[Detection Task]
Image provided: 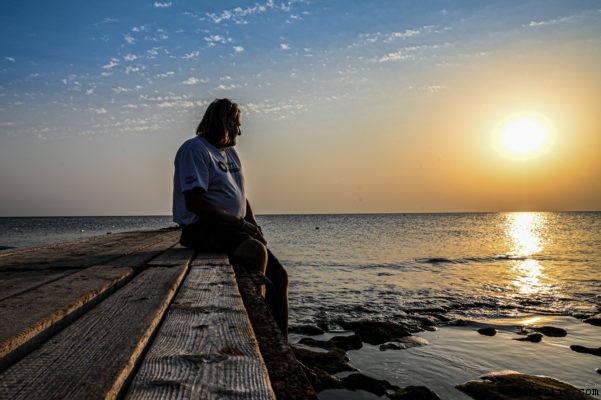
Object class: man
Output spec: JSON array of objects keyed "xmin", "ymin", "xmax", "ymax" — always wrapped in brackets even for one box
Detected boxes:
[{"xmin": 172, "ymin": 98, "xmax": 288, "ymax": 338}]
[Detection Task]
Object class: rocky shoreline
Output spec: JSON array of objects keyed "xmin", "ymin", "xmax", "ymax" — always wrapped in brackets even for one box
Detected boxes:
[{"xmin": 290, "ymin": 313, "xmax": 601, "ymax": 399}]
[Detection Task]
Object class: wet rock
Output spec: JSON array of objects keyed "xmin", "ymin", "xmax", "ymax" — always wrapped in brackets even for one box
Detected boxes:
[
  {"xmin": 379, "ymin": 336, "xmax": 428, "ymax": 351},
  {"xmin": 477, "ymin": 327, "xmax": 497, "ymax": 336},
  {"xmin": 337, "ymin": 320, "xmax": 412, "ymax": 345},
  {"xmin": 289, "ymin": 325, "xmax": 325, "ymax": 336},
  {"xmin": 299, "ymin": 365, "xmax": 341, "ymax": 392},
  {"xmin": 340, "ymin": 373, "xmax": 400, "ymax": 396},
  {"xmin": 298, "ymin": 335, "xmax": 363, "ymax": 351},
  {"xmin": 513, "ymin": 333, "xmax": 543, "ymax": 343},
  {"xmin": 584, "ymin": 314, "xmax": 601, "ymax": 326},
  {"xmin": 530, "ymin": 326, "xmax": 567, "ymax": 337},
  {"xmin": 291, "ymin": 346, "xmax": 356, "ymax": 374},
  {"xmin": 457, "ymin": 370, "xmax": 597, "ymax": 399},
  {"xmin": 570, "ymin": 345, "xmax": 601, "ymax": 357},
  {"xmin": 389, "ymin": 385, "xmax": 441, "ymax": 400}
]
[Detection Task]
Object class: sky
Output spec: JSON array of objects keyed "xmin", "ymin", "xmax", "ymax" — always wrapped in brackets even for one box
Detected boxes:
[{"xmin": 1, "ymin": 0, "xmax": 600, "ymax": 216}]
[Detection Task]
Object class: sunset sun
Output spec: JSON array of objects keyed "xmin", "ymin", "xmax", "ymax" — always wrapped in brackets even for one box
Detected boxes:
[
  {"xmin": 501, "ymin": 118, "xmax": 547, "ymax": 154},
  {"xmin": 494, "ymin": 114, "xmax": 554, "ymax": 159}
]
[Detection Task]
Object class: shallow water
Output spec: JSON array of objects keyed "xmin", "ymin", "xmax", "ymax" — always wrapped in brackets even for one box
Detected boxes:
[{"xmin": 311, "ymin": 315, "xmax": 601, "ymax": 399}]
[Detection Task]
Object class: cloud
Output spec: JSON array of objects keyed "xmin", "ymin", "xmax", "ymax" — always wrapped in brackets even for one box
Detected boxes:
[
  {"xmin": 233, "ymin": 46, "xmax": 244, "ymax": 53},
  {"xmin": 85, "ymin": 87, "xmax": 95, "ymax": 95},
  {"xmin": 182, "ymin": 77, "xmax": 206, "ymax": 85},
  {"xmin": 379, "ymin": 51, "xmax": 412, "ymax": 63},
  {"xmin": 155, "ymin": 71, "xmax": 175, "ymax": 79},
  {"xmin": 182, "ymin": 51, "xmax": 200, "ymax": 59},
  {"xmin": 123, "ymin": 34, "xmax": 135, "ymax": 44},
  {"xmin": 112, "ymin": 86, "xmax": 133, "ymax": 94},
  {"xmin": 93, "ymin": 108, "xmax": 108, "ymax": 114},
  {"xmin": 123, "ymin": 54, "xmax": 138, "ymax": 62},
  {"xmin": 102, "ymin": 58, "xmax": 120, "ymax": 70},
  {"xmin": 280, "ymin": 43, "xmax": 290, "ymax": 50},
  {"xmin": 5, "ymin": 57, "xmax": 15, "ymax": 62},
  {"xmin": 204, "ymin": 35, "xmax": 231, "ymax": 46},
  {"xmin": 153, "ymin": 2, "xmax": 172, "ymax": 8},
  {"xmin": 205, "ymin": 0, "xmax": 299, "ymax": 24}
]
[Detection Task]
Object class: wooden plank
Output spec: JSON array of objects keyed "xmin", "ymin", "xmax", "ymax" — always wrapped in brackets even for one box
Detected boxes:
[
  {"xmin": 125, "ymin": 264, "xmax": 276, "ymax": 400},
  {"xmin": 0, "ymin": 232, "xmax": 179, "ymax": 371},
  {"xmin": 0, "ymin": 230, "xmax": 178, "ymax": 272},
  {"xmin": 0, "ymin": 230, "xmax": 179, "ymax": 300},
  {"xmin": 0, "ymin": 265, "xmax": 188, "ymax": 400},
  {"xmin": 147, "ymin": 244, "xmax": 196, "ymax": 266},
  {"xmin": 192, "ymin": 252, "xmax": 230, "ymax": 266},
  {"xmin": 233, "ymin": 264, "xmax": 319, "ymax": 400}
]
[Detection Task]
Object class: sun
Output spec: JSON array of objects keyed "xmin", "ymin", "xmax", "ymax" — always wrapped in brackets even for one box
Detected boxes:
[
  {"xmin": 501, "ymin": 118, "xmax": 547, "ymax": 154},
  {"xmin": 493, "ymin": 113, "xmax": 554, "ymax": 159}
]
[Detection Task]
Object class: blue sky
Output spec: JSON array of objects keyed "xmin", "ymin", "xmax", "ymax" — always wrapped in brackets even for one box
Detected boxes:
[{"xmin": 1, "ymin": 1, "xmax": 600, "ymax": 215}]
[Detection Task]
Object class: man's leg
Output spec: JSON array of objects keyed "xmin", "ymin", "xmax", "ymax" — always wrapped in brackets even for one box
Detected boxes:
[
  {"xmin": 231, "ymin": 238, "xmax": 268, "ymax": 274},
  {"xmin": 265, "ymin": 249, "xmax": 289, "ymax": 339}
]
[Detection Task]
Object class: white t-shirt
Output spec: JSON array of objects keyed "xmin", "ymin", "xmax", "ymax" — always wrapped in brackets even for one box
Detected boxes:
[{"xmin": 172, "ymin": 136, "xmax": 246, "ymax": 225}]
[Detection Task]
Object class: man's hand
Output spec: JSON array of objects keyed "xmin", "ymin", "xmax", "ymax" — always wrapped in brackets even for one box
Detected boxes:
[{"xmin": 241, "ymin": 220, "xmax": 267, "ymax": 245}]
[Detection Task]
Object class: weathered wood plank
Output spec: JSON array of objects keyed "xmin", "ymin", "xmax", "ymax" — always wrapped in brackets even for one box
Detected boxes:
[
  {"xmin": 0, "ymin": 232, "xmax": 179, "ymax": 371},
  {"xmin": 0, "ymin": 265, "xmax": 188, "ymax": 399},
  {"xmin": 0, "ymin": 229, "xmax": 178, "ymax": 272},
  {"xmin": 0, "ymin": 230, "xmax": 179, "ymax": 300},
  {"xmin": 125, "ymin": 264, "xmax": 276, "ymax": 400},
  {"xmin": 147, "ymin": 244, "xmax": 195, "ymax": 266},
  {"xmin": 192, "ymin": 252, "xmax": 230, "ymax": 266},
  {"xmin": 233, "ymin": 264, "xmax": 319, "ymax": 400}
]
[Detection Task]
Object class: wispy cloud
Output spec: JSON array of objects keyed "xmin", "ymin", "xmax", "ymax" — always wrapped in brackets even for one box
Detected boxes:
[
  {"xmin": 233, "ymin": 46, "xmax": 245, "ymax": 53},
  {"xmin": 204, "ymin": 35, "xmax": 231, "ymax": 46},
  {"xmin": 102, "ymin": 58, "xmax": 120, "ymax": 70},
  {"xmin": 182, "ymin": 51, "xmax": 200, "ymax": 59},
  {"xmin": 5, "ymin": 57, "xmax": 16, "ymax": 62},
  {"xmin": 123, "ymin": 54, "xmax": 138, "ymax": 62},
  {"xmin": 153, "ymin": 2, "xmax": 172, "ymax": 8},
  {"xmin": 205, "ymin": 0, "xmax": 301, "ymax": 25},
  {"xmin": 123, "ymin": 34, "xmax": 135, "ymax": 44},
  {"xmin": 182, "ymin": 77, "xmax": 208, "ymax": 85}
]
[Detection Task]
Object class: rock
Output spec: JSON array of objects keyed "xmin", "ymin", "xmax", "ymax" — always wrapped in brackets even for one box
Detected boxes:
[
  {"xmin": 289, "ymin": 324, "xmax": 325, "ymax": 336},
  {"xmin": 298, "ymin": 335, "xmax": 363, "ymax": 351},
  {"xmin": 389, "ymin": 385, "xmax": 441, "ymax": 400},
  {"xmin": 530, "ymin": 326, "xmax": 567, "ymax": 337},
  {"xmin": 596, "ymin": 368, "xmax": 601, "ymax": 375},
  {"xmin": 337, "ymin": 320, "xmax": 412, "ymax": 345},
  {"xmin": 457, "ymin": 370, "xmax": 597, "ymax": 400},
  {"xmin": 513, "ymin": 333, "xmax": 542, "ymax": 343},
  {"xmin": 584, "ymin": 314, "xmax": 601, "ymax": 326},
  {"xmin": 570, "ymin": 345, "xmax": 601, "ymax": 357},
  {"xmin": 340, "ymin": 373, "xmax": 400, "ymax": 396},
  {"xmin": 477, "ymin": 327, "xmax": 497, "ymax": 336},
  {"xmin": 379, "ymin": 336, "xmax": 428, "ymax": 351},
  {"xmin": 291, "ymin": 346, "xmax": 356, "ymax": 374},
  {"xmin": 299, "ymin": 365, "xmax": 341, "ymax": 392}
]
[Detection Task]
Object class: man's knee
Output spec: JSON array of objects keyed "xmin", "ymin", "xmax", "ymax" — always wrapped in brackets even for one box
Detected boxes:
[{"xmin": 232, "ymin": 239, "xmax": 267, "ymax": 269}]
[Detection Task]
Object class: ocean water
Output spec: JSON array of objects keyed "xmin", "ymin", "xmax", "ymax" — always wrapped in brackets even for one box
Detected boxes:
[{"xmin": 1, "ymin": 212, "xmax": 600, "ymax": 398}]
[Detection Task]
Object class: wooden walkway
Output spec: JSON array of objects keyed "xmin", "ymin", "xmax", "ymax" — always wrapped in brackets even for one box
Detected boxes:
[{"xmin": 0, "ymin": 228, "xmax": 317, "ymax": 400}]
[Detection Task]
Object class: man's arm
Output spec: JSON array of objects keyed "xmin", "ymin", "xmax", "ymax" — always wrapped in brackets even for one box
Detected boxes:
[
  {"xmin": 245, "ymin": 200, "xmax": 267, "ymax": 244},
  {"xmin": 183, "ymin": 187, "xmax": 240, "ymax": 226}
]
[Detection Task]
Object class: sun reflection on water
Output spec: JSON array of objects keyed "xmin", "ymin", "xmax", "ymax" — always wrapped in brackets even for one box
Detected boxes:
[{"xmin": 505, "ymin": 213, "xmax": 549, "ymax": 296}]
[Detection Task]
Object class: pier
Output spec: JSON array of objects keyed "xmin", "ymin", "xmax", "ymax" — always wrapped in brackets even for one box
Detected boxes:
[{"xmin": 0, "ymin": 228, "xmax": 317, "ymax": 399}]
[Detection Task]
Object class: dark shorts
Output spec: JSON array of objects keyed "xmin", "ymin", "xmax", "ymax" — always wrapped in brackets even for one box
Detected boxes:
[
  {"xmin": 179, "ymin": 221, "xmax": 285, "ymax": 273},
  {"xmin": 180, "ymin": 221, "xmax": 251, "ymax": 254}
]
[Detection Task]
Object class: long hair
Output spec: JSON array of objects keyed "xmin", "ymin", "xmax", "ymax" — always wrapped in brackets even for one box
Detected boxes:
[{"xmin": 196, "ymin": 98, "xmax": 240, "ymax": 145}]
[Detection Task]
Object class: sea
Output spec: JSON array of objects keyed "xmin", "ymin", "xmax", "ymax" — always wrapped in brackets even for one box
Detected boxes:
[{"xmin": 1, "ymin": 212, "xmax": 600, "ymax": 399}]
